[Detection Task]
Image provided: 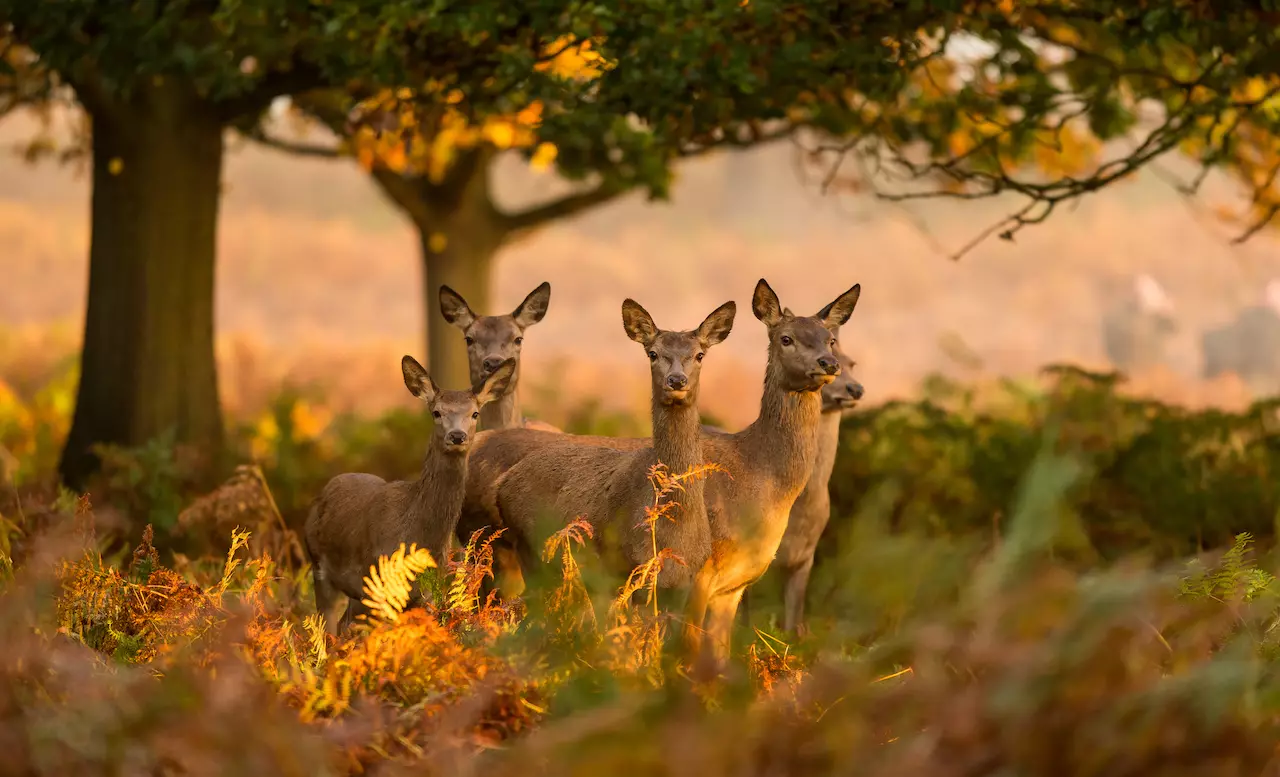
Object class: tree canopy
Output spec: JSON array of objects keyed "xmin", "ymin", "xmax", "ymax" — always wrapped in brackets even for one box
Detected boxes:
[{"xmin": 6, "ymin": 0, "xmax": 1280, "ymax": 482}]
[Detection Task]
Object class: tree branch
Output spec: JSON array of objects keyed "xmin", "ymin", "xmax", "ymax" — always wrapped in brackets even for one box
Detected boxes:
[
  {"xmin": 677, "ymin": 125, "xmax": 796, "ymax": 159},
  {"xmin": 243, "ymin": 125, "xmax": 344, "ymax": 159},
  {"xmin": 500, "ymin": 180, "xmax": 630, "ymax": 233},
  {"xmin": 369, "ymin": 167, "xmax": 433, "ymax": 225},
  {"xmin": 218, "ymin": 60, "xmax": 327, "ymax": 122}
]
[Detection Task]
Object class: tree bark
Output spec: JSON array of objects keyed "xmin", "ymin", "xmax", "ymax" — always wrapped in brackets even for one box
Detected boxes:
[
  {"xmin": 60, "ymin": 82, "xmax": 225, "ymax": 488},
  {"xmin": 419, "ymin": 221, "xmax": 503, "ymax": 391}
]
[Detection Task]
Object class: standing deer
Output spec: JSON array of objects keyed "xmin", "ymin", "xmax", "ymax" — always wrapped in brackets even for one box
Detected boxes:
[
  {"xmin": 462, "ymin": 279, "xmax": 861, "ymax": 665},
  {"xmin": 680, "ymin": 279, "xmax": 860, "ymax": 664},
  {"xmin": 1101, "ymin": 273, "xmax": 1178, "ymax": 375},
  {"xmin": 1202, "ymin": 279, "xmax": 1280, "ymax": 395},
  {"xmin": 769, "ymin": 334, "xmax": 862, "ymax": 635},
  {"xmin": 438, "ymin": 282, "xmax": 560, "ymax": 433},
  {"xmin": 494, "ymin": 299, "xmax": 737, "ymax": 588},
  {"xmin": 304, "ymin": 355, "xmax": 515, "ymax": 634}
]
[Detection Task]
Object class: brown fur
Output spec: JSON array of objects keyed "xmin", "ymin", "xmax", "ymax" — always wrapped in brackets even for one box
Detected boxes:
[
  {"xmin": 770, "ymin": 336, "xmax": 862, "ymax": 635},
  {"xmin": 438, "ymin": 281, "xmax": 561, "ymax": 433},
  {"xmin": 493, "ymin": 300, "xmax": 737, "ymax": 588},
  {"xmin": 303, "ymin": 355, "xmax": 514, "ymax": 634},
  {"xmin": 462, "ymin": 279, "xmax": 862, "ymax": 664}
]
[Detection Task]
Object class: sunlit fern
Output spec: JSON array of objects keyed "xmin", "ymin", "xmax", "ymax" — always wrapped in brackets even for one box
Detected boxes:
[
  {"xmin": 214, "ymin": 526, "xmax": 252, "ymax": 598},
  {"xmin": 360, "ymin": 543, "xmax": 436, "ymax": 623}
]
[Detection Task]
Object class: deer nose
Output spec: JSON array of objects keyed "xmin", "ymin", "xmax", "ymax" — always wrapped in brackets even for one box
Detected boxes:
[
  {"xmin": 446, "ymin": 430, "xmax": 467, "ymax": 446},
  {"xmin": 666, "ymin": 374, "xmax": 688, "ymax": 390},
  {"xmin": 817, "ymin": 356, "xmax": 839, "ymax": 375},
  {"xmin": 849, "ymin": 382, "xmax": 864, "ymax": 400},
  {"xmin": 481, "ymin": 357, "xmax": 504, "ymax": 374}
]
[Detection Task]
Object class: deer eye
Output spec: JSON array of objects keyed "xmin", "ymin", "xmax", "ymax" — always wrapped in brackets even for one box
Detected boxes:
[
  {"xmin": 647, "ymin": 350, "xmax": 658, "ymax": 361},
  {"xmin": 695, "ymin": 352, "xmax": 705, "ymax": 362},
  {"xmin": 432, "ymin": 410, "xmax": 441, "ymax": 419},
  {"xmin": 514, "ymin": 337, "xmax": 523, "ymax": 346},
  {"xmin": 472, "ymin": 411, "xmax": 479, "ymax": 419},
  {"xmin": 830, "ymin": 338, "xmax": 837, "ymax": 347},
  {"xmin": 464, "ymin": 337, "xmax": 474, "ymax": 346},
  {"xmin": 780, "ymin": 335, "xmax": 793, "ymax": 346}
]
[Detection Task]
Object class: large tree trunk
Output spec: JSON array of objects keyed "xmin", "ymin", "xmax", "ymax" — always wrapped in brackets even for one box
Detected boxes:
[
  {"xmin": 60, "ymin": 82, "xmax": 225, "ymax": 488},
  {"xmin": 419, "ymin": 221, "xmax": 503, "ymax": 391}
]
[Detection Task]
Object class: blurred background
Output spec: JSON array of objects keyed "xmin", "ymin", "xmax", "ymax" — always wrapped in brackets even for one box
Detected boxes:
[{"xmin": 4, "ymin": 104, "xmax": 1280, "ymax": 432}]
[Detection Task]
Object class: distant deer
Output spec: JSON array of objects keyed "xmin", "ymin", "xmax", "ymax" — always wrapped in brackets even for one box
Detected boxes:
[
  {"xmin": 438, "ymin": 282, "xmax": 560, "ymax": 433},
  {"xmin": 304, "ymin": 355, "xmax": 515, "ymax": 634},
  {"xmin": 494, "ymin": 299, "xmax": 737, "ymax": 589},
  {"xmin": 1101, "ymin": 273, "xmax": 1177, "ymax": 375},
  {"xmin": 1202, "ymin": 279, "xmax": 1280, "ymax": 395}
]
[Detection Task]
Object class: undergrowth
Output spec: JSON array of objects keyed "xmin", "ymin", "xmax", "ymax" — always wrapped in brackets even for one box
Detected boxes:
[{"xmin": 4, "ymin": 368, "xmax": 1280, "ymax": 773}]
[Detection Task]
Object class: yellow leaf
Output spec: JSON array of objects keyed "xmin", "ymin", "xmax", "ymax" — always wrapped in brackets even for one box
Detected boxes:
[
  {"xmin": 484, "ymin": 119, "xmax": 516, "ymax": 149},
  {"xmin": 530, "ymin": 142, "xmax": 558, "ymax": 172},
  {"xmin": 107, "ymin": 158, "xmax": 123, "ymax": 175},
  {"xmin": 428, "ymin": 232, "xmax": 448, "ymax": 253}
]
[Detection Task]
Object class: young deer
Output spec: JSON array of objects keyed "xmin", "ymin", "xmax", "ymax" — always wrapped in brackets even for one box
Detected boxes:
[
  {"xmin": 682, "ymin": 279, "xmax": 861, "ymax": 665},
  {"xmin": 304, "ymin": 355, "xmax": 515, "ymax": 634},
  {"xmin": 438, "ymin": 282, "xmax": 560, "ymax": 433},
  {"xmin": 764, "ymin": 333, "xmax": 862, "ymax": 636},
  {"xmin": 493, "ymin": 300, "xmax": 736, "ymax": 587}
]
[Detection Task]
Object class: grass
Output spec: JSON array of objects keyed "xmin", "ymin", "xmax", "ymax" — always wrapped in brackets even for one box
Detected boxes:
[{"xmin": 5, "ymin": 360, "xmax": 1280, "ymax": 773}]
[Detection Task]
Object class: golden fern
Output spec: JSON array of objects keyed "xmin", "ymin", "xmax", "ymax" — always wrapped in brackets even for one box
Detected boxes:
[
  {"xmin": 302, "ymin": 613, "xmax": 328, "ymax": 668},
  {"xmin": 214, "ymin": 526, "xmax": 252, "ymax": 598},
  {"xmin": 360, "ymin": 543, "xmax": 436, "ymax": 623}
]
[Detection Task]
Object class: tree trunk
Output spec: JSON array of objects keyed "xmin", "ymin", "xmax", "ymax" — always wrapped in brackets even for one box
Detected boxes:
[
  {"xmin": 418, "ymin": 220, "xmax": 503, "ymax": 392},
  {"xmin": 60, "ymin": 83, "xmax": 225, "ymax": 488}
]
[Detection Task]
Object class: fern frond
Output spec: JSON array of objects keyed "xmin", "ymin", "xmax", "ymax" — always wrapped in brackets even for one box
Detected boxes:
[
  {"xmin": 302, "ymin": 613, "xmax": 328, "ymax": 668},
  {"xmin": 360, "ymin": 544, "xmax": 436, "ymax": 623},
  {"xmin": 215, "ymin": 526, "xmax": 252, "ymax": 597}
]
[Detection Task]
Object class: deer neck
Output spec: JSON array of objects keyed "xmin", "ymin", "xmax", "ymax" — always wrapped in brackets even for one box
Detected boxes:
[
  {"xmin": 743, "ymin": 358, "xmax": 823, "ymax": 493},
  {"xmin": 651, "ymin": 389, "xmax": 704, "ymax": 479},
  {"xmin": 811, "ymin": 410, "xmax": 844, "ymax": 486},
  {"xmin": 408, "ymin": 445, "xmax": 469, "ymax": 563},
  {"xmin": 479, "ymin": 368, "xmax": 522, "ymax": 430}
]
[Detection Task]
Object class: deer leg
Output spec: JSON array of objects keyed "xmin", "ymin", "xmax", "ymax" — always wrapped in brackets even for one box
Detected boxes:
[
  {"xmin": 312, "ymin": 567, "xmax": 343, "ymax": 636},
  {"xmin": 782, "ymin": 556, "xmax": 814, "ymax": 637},
  {"xmin": 737, "ymin": 585, "xmax": 752, "ymax": 628},
  {"xmin": 682, "ymin": 561, "xmax": 717, "ymax": 662},
  {"xmin": 492, "ymin": 541, "xmax": 527, "ymax": 600},
  {"xmin": 705, "ymin": 588, "xmax": 747, "ymax": 667},
  {"xmin": 338, "ymin": 597, "xmax": 371, "ymax": 635}
]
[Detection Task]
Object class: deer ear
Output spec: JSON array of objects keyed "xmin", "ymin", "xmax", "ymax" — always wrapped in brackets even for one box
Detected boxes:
[
  {"xmin": 621, "ymin": 299, "xmax": 659, "ymax": 345},
  {"xmin": 512, "ymin": 282, "xmax": 551, "ymax": 329},
  {"xmin": 439, "ymin": 285, "xmax": 476, "ymax": 330},
  {"xmin": 473, "ymin": 358, "xmax": 516, "ymax": 406},
  {"xmin": 696, "ymin": 301, "xmax": 736, "ymax": 347},
  {"xmin": 752, "ymin": 279, "xmax": 784, "ymax": 327},
  {"xmin": 816, "ymin": 283, "xmax": 860, "ymax": 330},
  {"xmin": 402, "ymin": 355, "xmax": 439, "ymax": 404}
]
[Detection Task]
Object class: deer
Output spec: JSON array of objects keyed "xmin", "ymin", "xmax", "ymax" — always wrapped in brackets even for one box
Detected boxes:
[
  {"xmin": 303, "ymin": 355, "xmax": 515, "ymax": 635},
  {"xmin": 438, "ymin": 281, "xmax": 561, "ymax": 433},
  {"xmin": 464, "ymin": 280, "xmax": 861, "ymax": 665},
  {"xmin": 764, "ymin": 332, "xmax": 862, "ymax": 636},
  {"xmin": 677, "ymin": 280, "xmax": 861, "ymax": 665},
  {"xmin": 492, "ymin": 299, "xmax": 737, "ymax": 590}
]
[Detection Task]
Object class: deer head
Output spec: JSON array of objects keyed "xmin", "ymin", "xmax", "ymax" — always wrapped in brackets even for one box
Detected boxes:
[
  {"xmin": 753, "ymin": 279, "xmax": 861, "ymax": 394},
  {"xmin": 820, "ymin": 335, "xmax": 863, "ymax": 411},
  {"xmin": 402, "ymin": 355, "xmax": 516, "ymax": 453},
  {"xmin": 438, "ymin": 282, "xmax": 551, "ymax": 385},
  {"xmin": 622, "ymin": 299, "xmax": 737, "ymax": 407}
]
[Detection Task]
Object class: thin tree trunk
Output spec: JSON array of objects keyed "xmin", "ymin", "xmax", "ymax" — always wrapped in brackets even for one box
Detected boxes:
[
  {"xmin": 60, "ymin": 83, "xmax": 224, "ymax": 488},
  {"xmin": 418, "ymin": 220, "xmax": 503, "ymax": 392}
]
